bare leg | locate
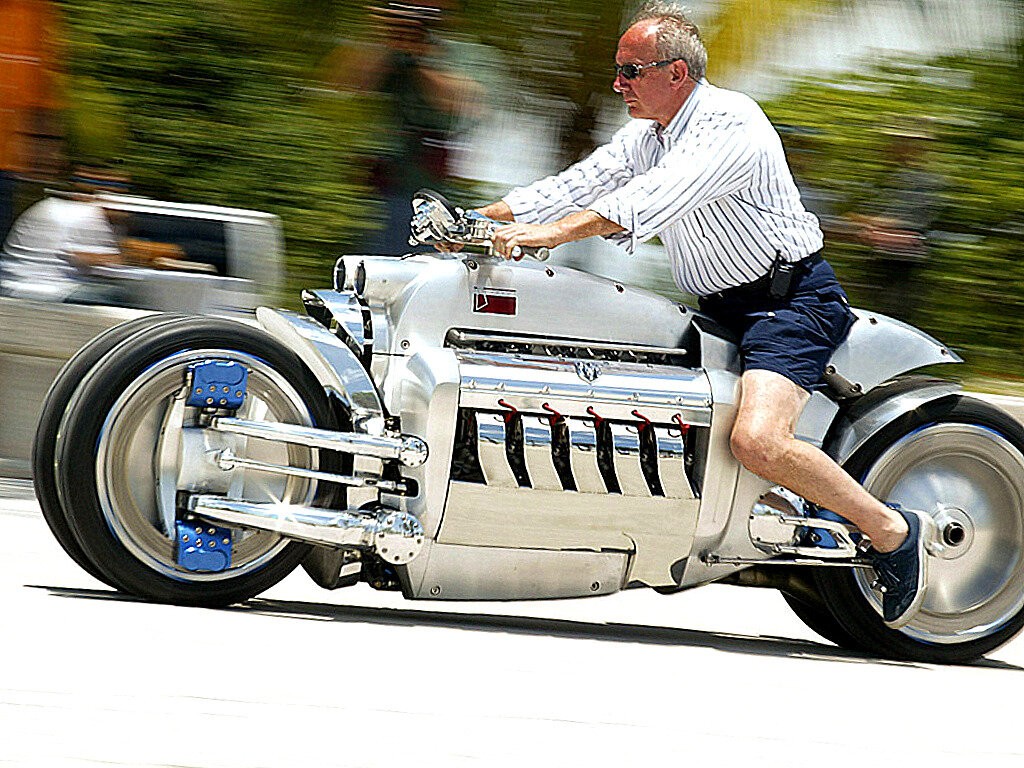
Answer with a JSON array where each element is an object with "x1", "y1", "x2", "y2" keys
[{"x1": 730, "y1": 369, "x2": 908, "y2": 552}]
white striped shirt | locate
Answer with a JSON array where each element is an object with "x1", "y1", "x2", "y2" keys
[{"x1": 503, "y1": 81, "x2": 823, "y2": 296}]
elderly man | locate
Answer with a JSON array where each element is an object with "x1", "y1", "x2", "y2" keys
[{"x1": 472, "y1": 1, "x2": 931, "y2": 628}]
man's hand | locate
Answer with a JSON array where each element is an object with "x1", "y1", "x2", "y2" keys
[{"x1": 491, "y1": 222, "x2": 564, "y2": 260}]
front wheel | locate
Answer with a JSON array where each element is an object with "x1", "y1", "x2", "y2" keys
[
  {"x1": 55, "y1": 317, "x2": 343, "y2": 607},
  {"x1": 814, "y1": 396, "x2": 1024, "y2": 663}
]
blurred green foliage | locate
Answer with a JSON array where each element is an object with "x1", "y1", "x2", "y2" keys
[
  {"x1": 55, "y1": 0, "x2": 1024, "y2": 379},
  {"x1": 766, "y1": 48, "x2": 1024, "y2": 377},
  {"x1": 58, "y1": 0, "x2": 374, "y2": 298}
]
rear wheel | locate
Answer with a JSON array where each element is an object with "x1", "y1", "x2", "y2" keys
[
  {"x1": 56, "y1": 317, "x2": 341, "y2": 606},
  {"x1": 814, "y1": 396, "x2": 1024, "y2": 663},
  {"x1": 781, "y1": 591, "x2": 864, "y2": 650}
]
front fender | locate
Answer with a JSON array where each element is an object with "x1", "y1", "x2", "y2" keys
[{"x1": 255, "y1": 307, "x2": 386, "y2": 435}]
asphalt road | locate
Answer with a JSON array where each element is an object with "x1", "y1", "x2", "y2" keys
[{"x1": 2, "y1": 476, "x2": 1023, "y2": 768}]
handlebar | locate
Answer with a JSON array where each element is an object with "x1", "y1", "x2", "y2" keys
[{"x1": 408, "y1": 190, "x2": 550, "y2": 262}]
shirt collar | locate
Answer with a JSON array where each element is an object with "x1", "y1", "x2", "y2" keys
[{"x1": 651, "y1": 78, "x2": 707, "y2": 146}]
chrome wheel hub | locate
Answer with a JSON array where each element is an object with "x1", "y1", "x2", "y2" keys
[
  {"x1": 856, "y1": 423, "x2": 1024, "y2": 644},
  {"x1": 94, "y1": 349, "x2": 319, "y2": 581}
]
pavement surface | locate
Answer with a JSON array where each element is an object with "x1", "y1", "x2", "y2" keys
[{"x1": 2, "y1": 475, "x2": 1024, "y2": 768}]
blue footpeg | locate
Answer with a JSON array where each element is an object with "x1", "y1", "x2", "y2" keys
[
  {"x1": 186, "y1": 360, "x2": 248, "y2": 409},
  {"x1": 175, "y1": 520, "x2": 233, "y2": 572}
]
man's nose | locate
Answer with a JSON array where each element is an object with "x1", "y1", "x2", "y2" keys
[{"x1": 612, "y1": 73, "x2": 627, "y2": 93}]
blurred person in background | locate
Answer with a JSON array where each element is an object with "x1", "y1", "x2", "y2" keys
[
  {"x1": 1, "y1": 165, "x2": 141, "y2": 305},
  {"x1": 848, "y1": 124, "x2": 944, "y2": 326},
  {"x1": 469, "y1": 0, "x2": 932, "y2": 627},
  {"x1": 325, "y1": 1, "x2": 482, "y2": 254}
]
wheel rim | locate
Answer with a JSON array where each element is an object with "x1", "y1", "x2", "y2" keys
[
  {"x1": 855, "y1": 423, "x2": 1024, "y2": 644},
  {"x1": 95, "y1": 349, "x2": 319, "y2": 582}
]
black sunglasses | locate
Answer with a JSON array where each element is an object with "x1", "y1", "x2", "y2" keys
[{"x1": 614, "y1": 58, "x2": 682, "y2": 80}]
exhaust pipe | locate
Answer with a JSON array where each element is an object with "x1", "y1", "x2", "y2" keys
[{"x1": 187, "y1": 494, "x2": 425, "y2": 565}]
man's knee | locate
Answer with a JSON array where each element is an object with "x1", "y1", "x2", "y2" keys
[{"x1": 730, "y1": 420, "x2": 786, "y2": 474}]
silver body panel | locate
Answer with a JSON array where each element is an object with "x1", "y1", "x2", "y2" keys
[{"x1": 250, "y1": 254, "x2": 965, "y2": 600}]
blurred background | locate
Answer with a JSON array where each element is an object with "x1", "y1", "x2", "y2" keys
[{"x1": 1, "y1": 0, "x2": 1023, "y2": 378}]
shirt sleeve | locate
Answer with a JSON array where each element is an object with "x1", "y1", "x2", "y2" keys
[
  {"x1": 64, "y1": 206, "x2": 119, "y2": 256},
  {"x1": 502, "y1": 123, "x2": 638, "y2": 225},
  {"x1": 589, "y1": 112, "x2": 759, "y2": 253}
]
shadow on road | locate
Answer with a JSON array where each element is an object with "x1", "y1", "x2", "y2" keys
[{"x1": 30, "y1": 583, "x2": 1024, "y2": 670}]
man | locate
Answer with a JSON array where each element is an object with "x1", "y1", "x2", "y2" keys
[
  {"x1": 325, "y1": 1, "x2": 483, "y2": 254},
  {"x1": 0, "y1": 166, "x2": 131, "y2": 304},
  {"x1": 470, "y1": 1, "x2": 932, "y2": 628}
]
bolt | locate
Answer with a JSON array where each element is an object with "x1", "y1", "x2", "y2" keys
[
  {"x1": 615, "y1": 284, "x2": 624, "y2": 293},
  {"x1": 182, "y1": 535, "x2": 189, "y2": 542},
  {"x1": 222, "y1": 538, "x2": 230, "y2": 545},
  {"x1": 943, "y1": 522, "x2": 967, "y2": 547},
  {"x1": 400, "y1": 340, "x2": 410, "y2": 350},
  {"x1": 209, "y1": 385, "x2": 216, "y2": 392},
  {"x1": 430, "y1": 585, "x2": 441, "y2": 596},
  {"x1": 195, "y1": 526, "x2": 202, "y2": 533},
  {"x1": 195, "y1": 387, "x2": 202, "y2": 395},
  {"x1": 208, "y1": 528, "x2": 215, "y2": 535},
  {"x1": 206, "y1": 398, "x2": 214, "y2": 405},
  {"x1": 590, "y1": 582, "x2": 600, "y2": 592},
  {"x1": 222, "y1": 386, "x2": 229, "y2": 393},
  {"x1": 235, "y1": 391, "x2": 243, "y2": 397}
]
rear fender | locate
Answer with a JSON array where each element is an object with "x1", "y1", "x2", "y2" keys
[
  {"x1": 826, "y1": 310, "x2": 960, "y2": 396},
  {"x1": 823, "y1": 376, "x2": 962, "y2": 466}
]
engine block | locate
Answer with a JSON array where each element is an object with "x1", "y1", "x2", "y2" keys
[{"x1": 449, "y1": 349, "x2": 712, "y2": 498}]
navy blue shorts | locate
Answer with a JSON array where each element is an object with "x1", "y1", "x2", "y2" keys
[{"x1": 698, "y1": 257, "x2": 855, "y2": 392}]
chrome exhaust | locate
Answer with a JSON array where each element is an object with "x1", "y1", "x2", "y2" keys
[{"x1": 187, "y1": 494, "x2": 425, "y2": 565}]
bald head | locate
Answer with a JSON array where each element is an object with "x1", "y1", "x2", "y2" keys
[
  {"x1": 629, "y1": 1, "x2": 707, "y2": 81},
  {"x1": 613, "y1": 19, "x2": 695, "y2": 126}
]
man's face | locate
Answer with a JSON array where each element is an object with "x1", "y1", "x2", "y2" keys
[{"x1": 613, "y1": 21, "x2": 680, "y2": 125}]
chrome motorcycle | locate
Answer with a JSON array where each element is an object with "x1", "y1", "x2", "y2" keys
[{"x1": 35, "y1": 190, "x2": 1024, "y2": 663}]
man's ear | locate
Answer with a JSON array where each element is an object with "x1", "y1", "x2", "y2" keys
[{"x1": 671, "y1": 60, "x2": 690, "y2": 88}]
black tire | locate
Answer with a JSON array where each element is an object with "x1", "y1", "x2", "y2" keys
[
  {"x1": 815, "y1": 395, "x2": 1024, "y2": 663},
  {"x1": 32, "y1": 313, "x2": 185, "y2": 587},
  {"x1": 781, "y1": 591, "x2": 865, "y2": 650},
  {"x1": 55, "y1": 316, "x2": 341, "y2": 607}
]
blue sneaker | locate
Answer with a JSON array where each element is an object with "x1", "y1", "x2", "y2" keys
[{"x1": 868, "y1": 504, "x2": 934, "y2": 629}]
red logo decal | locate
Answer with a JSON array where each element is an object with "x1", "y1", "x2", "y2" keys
[{"x1": 473, "y1": 289, "x2": 517, "y2": 316}]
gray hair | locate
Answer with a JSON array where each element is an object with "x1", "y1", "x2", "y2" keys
[{"x1": 629, "y1": 1, "x2": 707, "y2": 81}]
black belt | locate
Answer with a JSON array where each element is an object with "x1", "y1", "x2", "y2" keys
[{"x1": 702, "y1": 251, "x2": 823, "y2": 303}]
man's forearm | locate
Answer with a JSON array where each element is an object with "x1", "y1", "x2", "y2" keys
[
  {"x1": 476, "y1": 200, "x2": 514, "y2": 221},
  {"x1": 553, "y1": 209, "x2": 624, "y2": 244},
  {"x1": 488, "y1": 207, "x2": 625, "y2": 259}
]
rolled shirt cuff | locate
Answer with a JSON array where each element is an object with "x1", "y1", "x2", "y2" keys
[
  {"x1": 501, "y1": 189, "x2": 541, "y2": 224},
  {"x1": 588, "y1": 196, "x2": 637, "y2": 254}
]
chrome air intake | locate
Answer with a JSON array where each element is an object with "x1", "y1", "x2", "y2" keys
[{"x1": 450, "y1": 349, "x2": 711, "y2": 499}]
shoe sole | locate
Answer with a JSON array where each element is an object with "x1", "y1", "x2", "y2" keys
[{"x1": 885, "y1": 510, "x2": 937, "y2": 629}]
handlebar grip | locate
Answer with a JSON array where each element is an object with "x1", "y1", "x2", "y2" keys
[{"x1": 510, "y1": 245, "x2": 550, "y2": 262}]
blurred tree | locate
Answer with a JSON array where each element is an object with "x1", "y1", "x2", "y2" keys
[
  {"x1": 766, "y1": 48, "x2": 1024, "y2": 376},
  {"x1": 58, "y1": 0, "x2": 373, "y2": 296}
]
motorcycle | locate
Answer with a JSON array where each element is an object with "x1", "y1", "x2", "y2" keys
[{"x1": 35, "y1": 190, "x2": 1024, "y2": 663}]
